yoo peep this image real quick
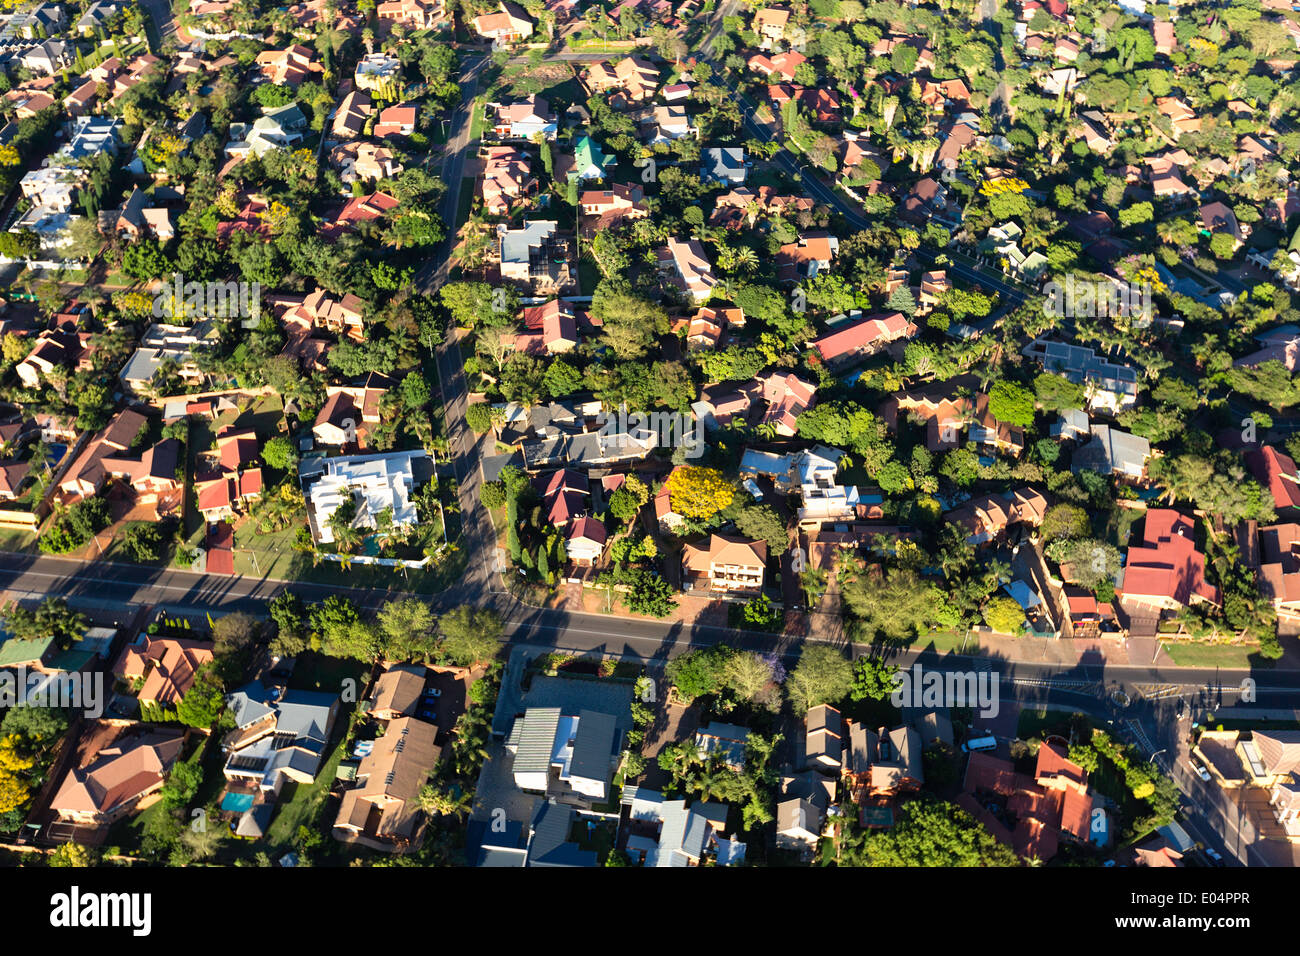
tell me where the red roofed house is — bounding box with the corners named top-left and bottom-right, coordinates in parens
top-left (749, 50), bottom-right (806, 82)
top-left (960, 740), bottom-right (1093, 862)
top-left (1247, 445), bottom-right (1300, 515)
top-left (682, 534), bottom-right (767, 593)
top-left (757, 370), bottom-right (816, 436)
top-left (255, 44), bottom-right (323, 85)
top-left (472, 2), bottom-right (534, 43)
top-left (579, 183), bottom-right (648, 235)
top-left (374, 104), bottom-right (417, 138)
top-left (775, 232), bottom-right (839, 282)
top-left (1120, 509), bottom-right (1220, 621)
top-left (50, 728), bottom-right (185, 826)
top-left (1258, 523), bottom-right (1300, 619)
top-left (686, 305), bottom-right (744, 350)
top-left (114, 636), bottom-right (215, 707)
top-left (521, 299), bottom-right (578, 353)
top-left (322, 191), bottom-right (399, 240)
top-left (810, 312), bottom-right (914, 368)
top-left (567, 515), bottom-right (607, 565)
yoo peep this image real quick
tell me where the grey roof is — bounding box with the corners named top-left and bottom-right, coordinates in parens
top-left (1026, 339), bottom-right (1139, 396)
top-left (570, 709), bottom-right (619, 785)
top-left (701, 147), bottom-right (746, 182)
top-left (1072, 424), bottom-right (1150, 476)
top-left (526, 801), bottom-right (597, 867)
top-left (511, 706), bottom-right (561, 775)
top-left (697, 722), bottom-right (750, 768)
top-left (499, 219), bottom-right (558, 266)
top-left (235, 802), bottom-right (273, 838)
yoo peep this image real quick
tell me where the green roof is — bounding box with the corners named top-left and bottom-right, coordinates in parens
top-left (0, 635), bottom-right (53, 668)
top-left (571, 135), bottom-right (614, 180)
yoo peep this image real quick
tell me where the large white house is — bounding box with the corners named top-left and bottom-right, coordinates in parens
top-left (304, 450), bottom-right (430, 545)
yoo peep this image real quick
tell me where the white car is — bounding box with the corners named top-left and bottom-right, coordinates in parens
top-left (1189, 758), bottom-right (1211, 782)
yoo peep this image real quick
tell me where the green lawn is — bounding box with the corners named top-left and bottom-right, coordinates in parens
top-left (1162, 642), bottom-right (1262, 669)
top-left (906, 629), bottom-right (981, 656)
top-left (264, 733), bottom-right (348, 849)
top-left (0, 526), bottom-right (37, 553)
top-left (1016, 708), bottom-right (1078, 741)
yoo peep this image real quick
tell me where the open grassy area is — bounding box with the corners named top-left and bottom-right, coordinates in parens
top-left (907, 629), bottom-right (981, 656)
top-left (1163, 641), bottom-right (1261, 669)
top-left (1016, 708), bottom-right (1078, 741)
top-left (0, 526), bottom-right (38, 553)
top-left (264, 731), bottom-right (348, 849)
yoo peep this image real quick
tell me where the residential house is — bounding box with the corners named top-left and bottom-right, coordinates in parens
top-left (374, 104), bottom-right (417, 139)
top-left (320, 191), bottom-right (400, 240)
top-left (1247, 446), bottom-right (1300, 516)
top-left (810, 311), bottom-right (913, 368)
top-left (480, 145), bottom-right (535, 216)
top-left (368, 665), bottom-right (427, 722)
top-left (775, 231), bottom-right (839, 281)
top-left (566, 515), bottom-right (607, 566)
top-left (255, 44), bottom-right (324, 85)
top-left (497, 220), bottom-right (573, 294)
top-left (50, 728), bottom-right (185, 826)
top-left (944, 487), bottom-right (1048, 545)
top-left (491, 95), bottom-right (557, 141)
top-left (119, 321), bottom-right (218, 395)
top-left (1258, 523), bottom-right (1300, 619)
top-left (354, 52), bottom-right (402, 92)
top-left (222, 684), bottom-right (340, 791)
top-left (753, 6), bottom-right (789, 43)
top-left (621, 788), bottom-right (738, 866)
top-left (701, 147), bottom-right (746, 185)
top-left (376, 0), bottom-right (449, 29)
top-left (113, 635), bottom-right (215, 708)
top-left (14, 328), bottom-right (93, 389)
top-left (332, 141), bottom-right (402, 186)
top-left (579, 183), bottom-right (648, 235)
top-left (333, 716), bottom-right (441, 852)
top-left (472, 2), bottom-right (535, 44)
top-left (1022, 338), bottom-right (1141, 413)
top-left (682, 534), bottom-right (766, 593)
top-left (507, 706), bottom-right (622, 801)
top-left (1155, 97), bottom-right (1201, 139)
top-left (583, 56), bottom-right (659, 102)
top-left (657, 237), bottom-right (717, 302)
top-left (332, 89), bottom-right (372, 139)
top-left (567, 134), bottom-right (615, 181)
top-left (806, 704), bottom-right (844, 772)
top-left (1119, 509), bottom-right (1220, 619)
top-left (749, 51), bottom-right (806, 82)
top-left (21, 40), bottom-right (71, 75)
top-left (1070, 424), bottom-right (1150, 479)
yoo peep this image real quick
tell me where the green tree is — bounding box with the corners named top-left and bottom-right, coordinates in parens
top-left (262, 436), bottom-right (298, 471)
top-left (175, 668), bottom-right (226, 729)
top-left (850, 657), bottom-right (899, 702)
top-left (987, 380), bottom-right (1035, 428)
top-left (438, 606), bottom-right (502, 665)
top-left (786, 645), bottom-right (854, 715)
top-left (983, 596), bottom-right (1025, 634)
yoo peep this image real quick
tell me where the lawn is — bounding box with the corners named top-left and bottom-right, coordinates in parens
top-left (1162, 642), bottom-right (1264, 669)
top-left (906, 629), bottom-right (982, 656)
top-left (0, 527), bottom-right (37, 553)
top-left (264, 731), bottom-right (348, 849)
top-left (1016, 708), bottom-right (1078, 741)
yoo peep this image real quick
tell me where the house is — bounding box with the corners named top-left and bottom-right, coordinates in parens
top-left (480, 145), bottom-right (535, 216)
top-left (657, 238), bottom-right (717, 302)
top-left (579, 183), bottom-right (648, 235)
top-left (374, 104), bottom-right (417, 138)
top-left (333, 716), bottom-right (441, 852)
top-left (321, 191), bottom-right (400, 239)
top-left (1071, 424), bottom-right (1150, 479)
top-left (567, 134), bottom-right (615, 181)
top-left (523, 299), bottom-right (578, 352)
top-left (756, 370), bottom-right (816, 436)
top-left (225, 104), bottom-right (310, 158)
top-left (1152, 19), bottom-right (1176, 55)
top-left (369, 665), bottom-right (427, 722)
top-left (50, 728), bottom-right (185, 826)
top-left (682, 534), bottom-right (766, 593)
top-left (105, 185), bottom-right (175, 241)
top-left (472, 1), bottom-right (534, 44)
top-left (57, 408), bottom-right (146, 499)
top-left (1258, 523), bottom-right (1300, 618)
top-left (331, 141), bottom-right (402, 185)
top-left (1021, 338), bottom-right (1140, 413)
top-left (685, 305), bottom-right (744, 350)
top-left (21, 39), bottom-right (71, 75)
top-left (583, 56), bottom-right (659, 101)
top-left (377, 0), bottom-right (449, 29)
top-left (255, 44), bottom-right (324, 85)
top-left (1200, 201), bottom-right (1248, 250)
top-left (944, 487), bottom-right (1048, 545)
top-left (1119, 509), bottom-right (1220, 617)
top-left (222, 683), bottom-right (340, 790)
top-left (332, 89), bottom-right (372, 139)
top-left (491, 95), bottom-right (557, 140)
top-left (899, 176), bottom-right (951, 224)
top-left (1155, 97), bottom-right (1201, 139)
top-left (566, 515), bottom-right (607, 566)
top-left (303, 449), bottom-right (427, 545)
top-left (844, 721), bottom-right (925, 794)
top-left (696, 722), bottom-right (750, 771)
top-left (1247, 445), bottom-right (1300, 515)
top-left (621, 788), bottom-right (737, 866)
top-left (119, 321), bottom-right (218, 394)
top-left (112, 636), bottom-right (214, 707)
top-left (506, 706), bottom-right (622, 801)
top-left (960, 741), bottom-right (1093, 861)
top-left (810, 312), bottom-right (913, 367)
top-left (806, 704), bottom-right (844, 772)
top-left (14, 329), bottom-right (93, 389)
top-left (497, 220), bottom-right (573, 293)
top-left (754, 6), bottom-right (790, 42)
top-left (644, 104), bottom-right (694, 143)
top-left (775, 796), bottom-right (824, 858)
top-left (749, 51), bottom-right (806, 82)
top-left (701, 147), bottom-right (746, 185)
top-left (775, 232), bottom-right (839, 281)
top-left (77, 1), bottom-right (124, 34)
top-left (354, 52), bottom-right (402, 92)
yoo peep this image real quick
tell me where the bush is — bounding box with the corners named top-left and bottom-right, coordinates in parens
top-left (40, 499), bottom-right (111, 554)
top-left (465, 403), bottom-right (493, 433)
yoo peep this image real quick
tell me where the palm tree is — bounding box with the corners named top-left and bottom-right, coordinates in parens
top-left (418, 783), bottom-right (472, 819)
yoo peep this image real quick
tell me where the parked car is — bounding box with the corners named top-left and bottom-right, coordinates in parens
top-left (962, 733), bottom-right (998, 753)
top-left (1204, 847), bottom-right (1225, 866)
top-left (1188, 757), bottom-right (1211, 782)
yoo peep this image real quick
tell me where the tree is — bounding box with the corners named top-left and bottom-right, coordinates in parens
top-left (983, 596), bottom-right (1025, 634)
top-left (49, 842), bottom-right (97, 867)
top-left (733, 504), bottom-right (789, 551)
top-left (439, 606), bottom-right (502, 665)
top-left (841, 567), bottom-right (943, 641)
top-left (608, 474), bottom-right (649, 522)
top-left (378, 598), bottom-right (438, 661)
top-left (850, 657), bottom-right (899, 702)
top-left (618, 567), bottom-right (677, 617)
top-left (1033, 372), bottom-right (1085, 413)
top-left (1, 598), bottom-right (87, 651)
top-left (465, 402), bottom-right (495, 434)
top-left (722, 651), bottom-right (777, 702)
top-left (262, 436), bottom-right (298, 471)
top-left (1040, 503), bottom-right (1090, 542)
top-left (840, 798), bottom-right (1021, 866)
top-left (119, 521), bottom-right (164, 562)
top-left (665, 466), bottom-right (734, 522)
top-left (786, 645), bottom-right (854, 715)
top-left (987, 380), bottom-right (1035, 428)
top-left (268, 592), bottom-right (310, 656)
top-left (666, 646), bottom-right (733, 700)
top-left (939, 448), bottom-right (980, 488)
top-left (175, 668), bottom-right (226, 729)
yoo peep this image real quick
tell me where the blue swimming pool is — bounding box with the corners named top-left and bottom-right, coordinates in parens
top-left (221, 792), bottom-right (255, 813)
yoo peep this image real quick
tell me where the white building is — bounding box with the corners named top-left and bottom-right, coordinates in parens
top-left (506, 706), bottom-right (621, 802)
top-left (305, 449), bottom-right (428, 545)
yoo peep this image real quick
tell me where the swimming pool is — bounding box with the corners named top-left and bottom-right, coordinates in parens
top-left (221, 792), bottom-right (255, 813)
